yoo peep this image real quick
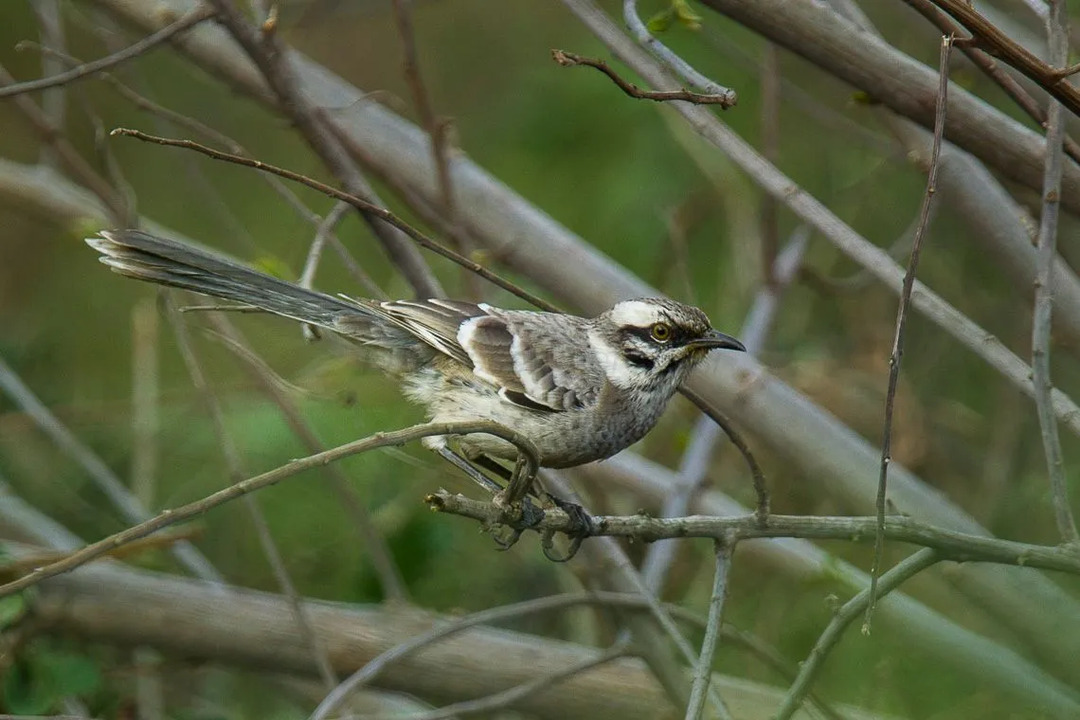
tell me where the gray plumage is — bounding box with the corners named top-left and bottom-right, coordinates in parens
top-left (87, 230), bottom-right (744, 469)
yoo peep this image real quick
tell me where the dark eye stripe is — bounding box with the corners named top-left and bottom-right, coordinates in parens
top-left (625, 325), bottom-right (689, 345)
top-left (623, 350), bottom-right (655, 369)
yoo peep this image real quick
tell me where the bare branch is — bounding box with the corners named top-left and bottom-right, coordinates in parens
top-left (2, 5), bottom-right (215, 98)
top-left (867, 32), bottom-right (953, 632)
top-left (1032, 0), bottom-right (1080, 546)
top-left (685, 541), bottom-right (732, 720)
top-left (552, 49), bottom-right (736, 106)
top-left (622, 0), bottom-right (737, 106)
top-left (427, 495), bottom-right (1080, 575)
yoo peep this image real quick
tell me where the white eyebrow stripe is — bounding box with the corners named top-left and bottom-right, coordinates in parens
top-left (608, 300), bottom-right (662, 327)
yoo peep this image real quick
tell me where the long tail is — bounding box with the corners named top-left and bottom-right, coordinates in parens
top-left (87, 230), bottom-right (371, 330)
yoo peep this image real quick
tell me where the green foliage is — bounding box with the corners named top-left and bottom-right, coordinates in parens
top-left (3, 643), bottom-right (102, 714)
top-left (647, 0), bottom-right (704, 33)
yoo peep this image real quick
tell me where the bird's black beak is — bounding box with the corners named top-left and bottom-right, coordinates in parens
top-left (686, 329), bottom-right (746, 352)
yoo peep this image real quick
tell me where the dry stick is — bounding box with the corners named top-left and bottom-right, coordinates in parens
top-left (299, 200), bottom-right (351, 340)
top-left (427, 495), bottom-right (1080, 574)
top-left (775, 549), bottom-right (940, 720)
top-left (299, 201), bottom-right (350, 291)
top-left (205, 0), bottom-right (443, 300)
top-left (1033, 0), bottom-right (1080, 546)
top-left (622, 0), bottom-right (737, 107)
top-left (899, 0), bottom-right (1080, 165)
top-left (760, 43), bottom-right (781, 283)
top-left (927, 0), bottom-right (1080, 118)
top-left (205, 316), bottom-right (409, 602)
top-left (0, 354), bottom-right (222, 584)
top-left (165, 296), bottom-right (339, 691)
top-left (2, 4), bottom-right (215, 99)
top-left (551, 50), bottom-right (734, 106)
top-left (866, 34), bottom-right (953, 632)
top-left (0, 421), bottom-right (539, 600)
top-left (110, 128), bottom-right (558, 313)
top-left (680, 387), bottom-right (769, 521)
top-left (685, 541), bottom-right (733, 720)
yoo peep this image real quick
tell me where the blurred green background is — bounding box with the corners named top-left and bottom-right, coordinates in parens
top-left (2, 1), bottom-right (1079, 717)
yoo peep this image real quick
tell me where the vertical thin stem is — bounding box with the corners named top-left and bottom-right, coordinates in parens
top-left (866, 33), bottom-right (952, 631)
top-left (1032, 0), bottom-right (1080, 546)
top-left (685, 540), bottom-right (732, 720)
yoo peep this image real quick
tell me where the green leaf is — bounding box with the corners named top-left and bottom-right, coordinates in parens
top-left (0, 593), bottom-right (28, 628)
top-left (3, 660), bottom-right (55, 715)
top-left (46, 651), bottom-right (102, 696)
top-left (672, 0), bottom-right (703, 30)
top-left (646, 8), bottom-right (674, 33)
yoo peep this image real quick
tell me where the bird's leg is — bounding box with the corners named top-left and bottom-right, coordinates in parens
top-left (435, 448), bottom-right (545, 546)
top-left (436, 446), bottom-right (503, 494)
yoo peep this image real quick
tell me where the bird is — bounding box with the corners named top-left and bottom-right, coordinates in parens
top-left (86, 230), bottom-right (745, 491)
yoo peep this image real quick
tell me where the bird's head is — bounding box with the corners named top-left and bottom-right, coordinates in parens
top-left (588, 298), bottom-right (745, 394)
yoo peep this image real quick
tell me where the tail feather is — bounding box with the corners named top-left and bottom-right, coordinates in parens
top-left (87, 230), bottom-right (369, 330)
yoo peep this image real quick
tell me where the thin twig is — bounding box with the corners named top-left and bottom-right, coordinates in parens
top-left (759, 43), bottom-right (781, 284)
top-left (0, 421), bottom-right (539, 600)
top-left (775, 549), bottom-right (940, 720)
top-left (685, 540), bottom-right (732, 720)
top-left (299, 201), bottom-right (350, 291)
top-left (622, 0), bottom-right (737, 107)
top-left (1032, 0), bottom-right (1080, 546)
top-left (552, 49), bottom-right (736, 106)
top-left (299, 200), bottom-right (351, 339)
top-left (866, 33), bottom-right (952, 631)
top-left (111, 128), bottom-right (558, 312)
top-left (2, 5), bottom-right (215, 98)
top-left (0, 354), bottom-right (222, 584)
top-left (680, 386), bottom-right (769, 521)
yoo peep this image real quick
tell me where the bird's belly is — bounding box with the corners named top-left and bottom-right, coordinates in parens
top-left (406, 367), bottom-right (664, 468)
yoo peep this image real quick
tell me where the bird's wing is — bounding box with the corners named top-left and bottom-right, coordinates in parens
top-left (377, 301), bottom-right (601, 412)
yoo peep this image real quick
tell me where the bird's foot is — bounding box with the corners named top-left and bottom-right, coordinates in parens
top-left (538, 493), bottom-right (595, 562)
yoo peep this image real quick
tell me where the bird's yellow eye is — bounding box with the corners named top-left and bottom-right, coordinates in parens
top-left (650, 322), bottom-right (672, 342)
